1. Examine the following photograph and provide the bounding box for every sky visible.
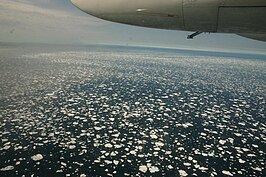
[1,0,266,54]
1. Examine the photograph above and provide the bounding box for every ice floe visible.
[31,154,44,161]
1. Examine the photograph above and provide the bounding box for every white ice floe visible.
[149,166,160,173]
[251,167,262,172]
[0,166,14,171]
[129,150,137,155]
[139,165,148,173]
[222,170,233,176]
[184,163,191,167]
[234,133,242,137]
[110,151,117,156]
[238,159,246,164]
[247,153,256,157]
[219,140,226,145]
[104,143,113,148]
[252,144,259,148]
[182,123,193,128]
[69,145,76,150]
[178,170,188,177]
[228,138,234,144]
[242,148,249,152]
[94,127,102,131]
[113,160,119,166]
[198,166,208,171]
[155,142,164,147]
[2,145,11,150]
[147,118,153,122]
[31,154,43,161]
[167,165,173,169]
[104,160,112,165]
[150,134,158,139]
[176,122,193,128]
[61,162,67,167]
[114,144,122,149]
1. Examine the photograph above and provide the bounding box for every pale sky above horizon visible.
[1,0,266,54]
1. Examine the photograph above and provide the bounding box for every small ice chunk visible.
[104,143,113,148]
[68,113,75,117]
[61,162,67,167]
[155,142,164,147]
[219,140,226,145]
[113,160,119,166]
[234,133,242,137]
[178,170,188,177]
[139,165,148,173]
[252,167,262,172]
[31,154,43,161]
[114,144,122,149]
[184,163,191,167]
[200,133,207,136]
[199,166,208,171]
[228,138,234,144]
[110,152,117,156]
[0,166,14,171]
[247,154,256,157]
[129,150,137,155]
[104,160,112,165]
[252,144,258,148]
[2,146,11,150]
[69,145,76,150]
[242,148,249,152]
[147,118,153,122]
[149,166,159,173]
[73,122,79,125]
[238,159,246,164]
[167,165,173,169]
[182,123,193,128]
[94,127,102,131]
[150,134,158,139]
[222,170,233,176]
[178,147,185,151]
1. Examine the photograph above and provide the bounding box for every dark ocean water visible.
[0,43,265,177]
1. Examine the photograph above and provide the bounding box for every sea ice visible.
[139,165,148,173]
[105,143,113,148]
[0,166,14,171]
[222,170,233,176]
[219,140,226,145]
[178,170,188,177]
[155,142,164,147]
[31,154,43,161]
[149,166,159,173]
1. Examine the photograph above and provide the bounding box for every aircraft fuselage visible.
[71,0,266,41]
